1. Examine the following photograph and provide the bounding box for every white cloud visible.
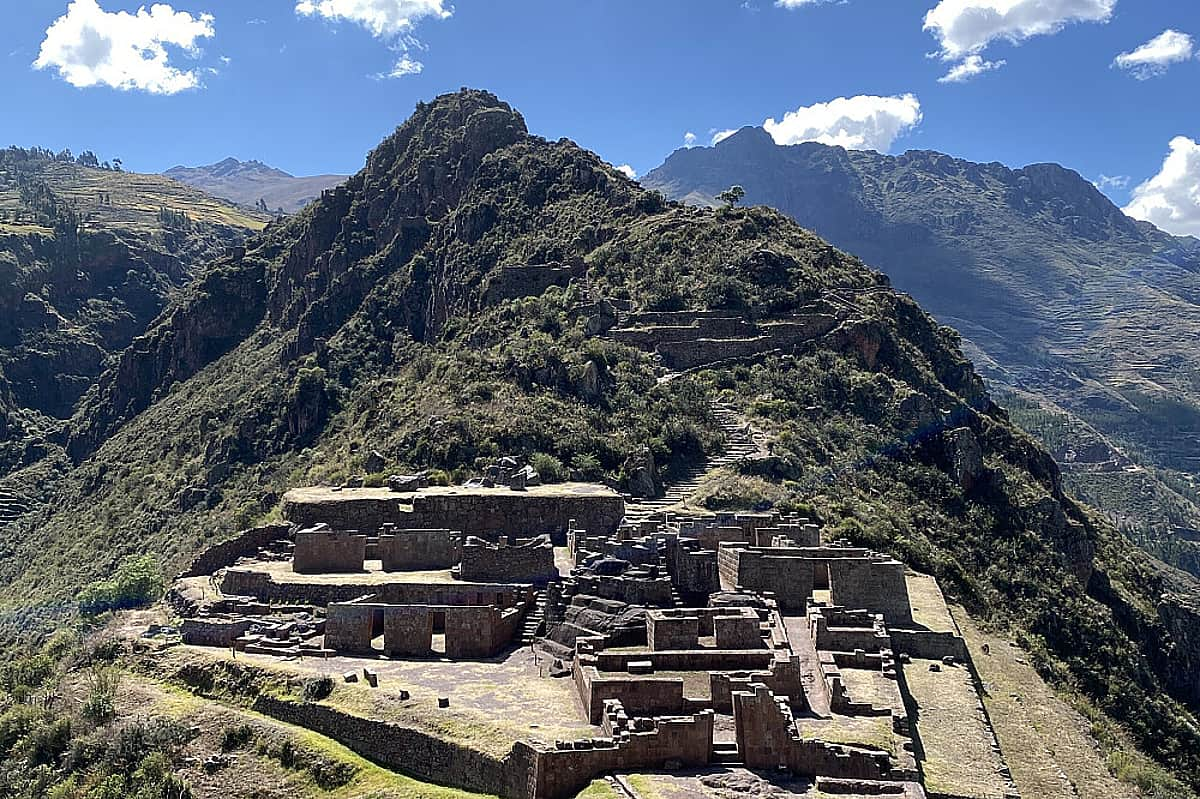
[295,0,450,38]
[774,0,839,6]
[762,94,922,152]
[615,164,637,179]
[34,0,215,94]
[384,53,423,77]
[1094,174,1130,193]
[1113,29,1195,79]
[683,132,698,147]
[711,129,738,145]
[1124,136,1200,237]
[924,0,1115,81]
[937,53,1005,82]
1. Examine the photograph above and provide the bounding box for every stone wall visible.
[732,685,893,779]
[719,545,912,620]
[592,649,775,674]
[526,703,713,799]
[574,659,688,724]
[713,610,763,649]
[283,485,624,542]
[293,530,367,574]
[571,573,673,606]
[670,541,720,600]
[829,559,912,623]
[181,617,253,647]
[325,601,525,659]
[480,261,585,306]
[180,523,292,577]
[379,528,460,571]
[459,535,558,584]
[647,611,700,651]
[220,567,529,607]
[252,696,527,798]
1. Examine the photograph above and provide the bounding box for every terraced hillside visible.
[642,129,1200,572]
[0,148,266,479]
[1,92,1199,793]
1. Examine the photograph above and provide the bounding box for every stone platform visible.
[282,483,625,541]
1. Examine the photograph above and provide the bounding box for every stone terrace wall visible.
[181,523,292,578]
[459,535,558,584]
[220,568,528,607]
[252,696,531,798]
[283,487,624,542]
[405,492,624,543]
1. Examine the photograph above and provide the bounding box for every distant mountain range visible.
[164,157,348,214]
[643,127,1200,571]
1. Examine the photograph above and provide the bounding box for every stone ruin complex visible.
[169,477,1020,799]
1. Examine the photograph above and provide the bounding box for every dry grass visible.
[108,671,497,799]
[903,658,1010,799]
[951,607,1138,799]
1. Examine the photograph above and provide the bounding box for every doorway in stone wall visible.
[370,608,386,653]
[813,562,831,605]
[431,609,447,655]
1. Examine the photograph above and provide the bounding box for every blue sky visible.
[2,1,1199,234]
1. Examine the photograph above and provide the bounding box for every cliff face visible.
[3,91,1199,787]
[0,154,263,477]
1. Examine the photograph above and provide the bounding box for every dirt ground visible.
[177,640,597,752]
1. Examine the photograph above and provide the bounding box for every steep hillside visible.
[3,91,1200,790]
[643,129,1200,573]
[0,149,266,477]
[165,158,349,214]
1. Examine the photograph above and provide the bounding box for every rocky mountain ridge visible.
[642,128,1200,573]
[165,157,349,214]
[0,91,1198,790]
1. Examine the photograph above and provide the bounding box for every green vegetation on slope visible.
[0,91,1197,792]
[642,130,1200,578]
[0,147,266,480]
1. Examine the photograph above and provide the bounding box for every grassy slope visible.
[1,91,1198,790]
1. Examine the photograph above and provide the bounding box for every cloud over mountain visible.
[763,94,922,152]
[1124,136,1200,237]
[34,0,215,94]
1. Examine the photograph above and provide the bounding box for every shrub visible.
[219,723,256,752]
[77,556,162,617]
[530,453,565,483]
[299,676,334,703]
[81,666,120,724]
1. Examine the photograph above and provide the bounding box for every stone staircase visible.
[0,487,32,527]
[711,741,742,764]
[520,589,549,645]
[623,401,764,523]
